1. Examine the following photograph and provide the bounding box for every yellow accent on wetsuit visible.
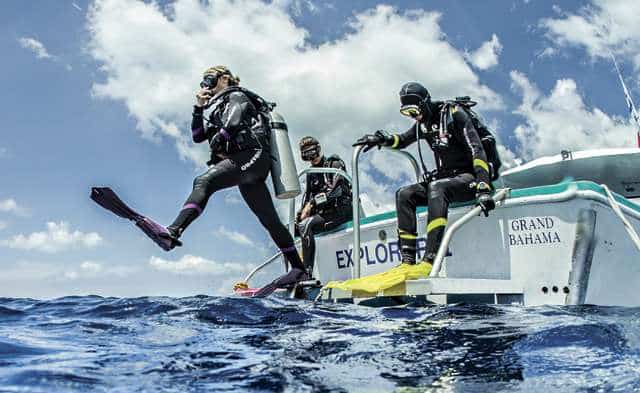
[473,158,490,174]
[391,134,400,149]
[427,217,447,233]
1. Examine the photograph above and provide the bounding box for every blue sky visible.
[1,0,638,298]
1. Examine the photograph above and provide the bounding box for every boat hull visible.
[312,182,640,306]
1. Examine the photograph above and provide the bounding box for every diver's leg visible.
[424,174,475,261]
[299,214,325,274]
[238,182,305,271]
[168,155,244,237]
[395,183,428,264]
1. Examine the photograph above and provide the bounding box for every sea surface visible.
[0,296,639,392]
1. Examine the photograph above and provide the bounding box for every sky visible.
[1,0,639,298]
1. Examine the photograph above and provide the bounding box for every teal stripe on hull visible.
[311,180,640,238]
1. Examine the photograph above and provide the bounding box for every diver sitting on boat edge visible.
[353,82,501,266]
[297,136,353,276]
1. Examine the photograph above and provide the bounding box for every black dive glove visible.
[353,130,394,152]
[475,181,495,217]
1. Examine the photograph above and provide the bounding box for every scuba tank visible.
[268,112,301,199]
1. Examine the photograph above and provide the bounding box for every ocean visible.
[1,296,639,392]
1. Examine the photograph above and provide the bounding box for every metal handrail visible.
[602,184,640,252]
[351,147,422,278]
[242,167,352,286]
[243,251,284,284]
[246,149,420,285]
[429,188,511,278]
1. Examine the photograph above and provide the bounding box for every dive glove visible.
[475,181,495,217]
[353,130,394,152]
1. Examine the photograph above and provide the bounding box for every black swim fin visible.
[253,268,309,298]
[91,187,143,220]
[90,187,182,251]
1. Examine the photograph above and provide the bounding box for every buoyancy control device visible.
[446,96,502,180]
[208,86,301,198]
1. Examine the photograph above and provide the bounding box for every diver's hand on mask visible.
[353,130,394,152]
[196,88,213,108]
[474,182,495,217]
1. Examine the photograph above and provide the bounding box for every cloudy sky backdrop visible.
[1,0,639,298]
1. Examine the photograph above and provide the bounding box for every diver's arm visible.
[391,123,418,149]
[323,157,348,203]
[452,106,491,185]
[220,92,253,137]
[301,174,311,209]
[191,106,208,143]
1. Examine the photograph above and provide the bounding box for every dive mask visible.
[200,74,218,89]
[301,146,320,161]
[400,105,421,118]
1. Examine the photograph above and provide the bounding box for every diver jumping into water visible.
[91,66,307,296]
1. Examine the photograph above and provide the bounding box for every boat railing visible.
[351,145,422,278]
[428,188,511,277]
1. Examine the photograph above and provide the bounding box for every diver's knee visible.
[427,179,447,199]
[396,186,413,205]
[193,173,209,191]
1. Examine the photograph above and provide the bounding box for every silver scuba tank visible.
[268,112,301,199]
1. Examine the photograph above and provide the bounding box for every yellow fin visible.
[323,262,432,294]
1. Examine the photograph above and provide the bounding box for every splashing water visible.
[0,296,639,392]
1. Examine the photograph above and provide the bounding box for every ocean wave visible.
[0,296,638,392]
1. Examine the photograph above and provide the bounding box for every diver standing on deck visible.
[354,82,499,265]
[297,137,352,275]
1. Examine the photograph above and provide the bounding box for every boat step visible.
[321,278,523,301]
[406,278,523,296]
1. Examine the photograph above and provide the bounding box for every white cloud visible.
[223,190,242,205]
[149,254,251,276]
[18,37,54,59]
[0,221,7,231]
[0,147,8,158]
[214,226,254,247]
[541,0,640,69]
[80,260,103,274]
[497,145,522,169]
[64,260,137,281]
[72,2,82,11]
[87,0,502,207]
[466,34,503,70]
[1,221,103,253]
[510,70,635,160]
[537,47,557,59]
[0,198,29,216]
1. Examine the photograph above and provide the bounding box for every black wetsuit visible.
[390,103,491,263]
[168,87,304,270]
[297,155,352,273]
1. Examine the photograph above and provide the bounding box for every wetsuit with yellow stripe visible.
[391,103,491,263]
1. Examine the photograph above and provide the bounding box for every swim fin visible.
[253,268,309,298]
[90,187,182,251]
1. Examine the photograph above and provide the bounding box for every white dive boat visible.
[241,146,640,307]
[240,54,640,306]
